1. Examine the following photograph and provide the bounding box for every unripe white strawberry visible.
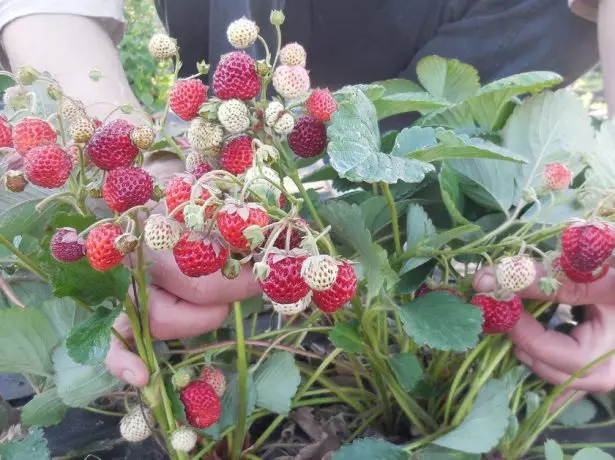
[272,66,310,100]
[69,117,95,143]
[186,150,218,174]
[301,255,339,291]
[273,113,295,135]
[148,33,177,60]
[3,85,28,110]
[496,255,537,292]
[130,125,156,150]
[171,368,192,390]
[265,101,284,127]
[61,99,86,122]
[280,43,307,67]
[217,99,250,134]
[144,214,182,251]
[244,165,282,202]
[119,407,154,443]
[272,291,312,315]
[543,162,573,191]
[188,118,224,151]
[226,17,259,49]
[171,426,198,453]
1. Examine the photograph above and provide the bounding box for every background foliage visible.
[119,0,173,111]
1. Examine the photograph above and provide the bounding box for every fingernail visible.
[516,350,534,367]
[122,370,138,386]
[474,272,496,292]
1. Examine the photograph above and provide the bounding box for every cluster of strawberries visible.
[120,366,226,452]
[418,161,613,336]
[9,16,356,321]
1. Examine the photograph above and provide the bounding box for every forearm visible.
[599,0,615,116]
[1,14,140,120]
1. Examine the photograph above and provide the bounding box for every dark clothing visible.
[154,0,598,89]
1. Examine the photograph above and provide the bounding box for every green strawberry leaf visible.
[253,351,300,415]
[39,297,90,341]
[572,448,614,460]
[21,389,69,427]
[393,127,526,164]
[0,194,70,241]
[555,398,597,426]
[39,246,130,305]
[53,342,121,407]
[374,92,448,120]
[416,56,480,103]
[398,292,483,352]
[329,321,363,352]
[417,445,481,459]
[401,204,436,275]
[544,440,564,460]
[333,438,407,460]
[320,200,397,300]
[164,378,186,422]
[503,89,595,191]
[0,427,50,460]
[439,164,472,226]
[432,380,511,453]
[420,71,562,130]
[327,86,434,184]
[389,353,423,392]
[0,308,58,376]
[66,306,122,365]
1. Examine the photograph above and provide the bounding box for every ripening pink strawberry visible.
[543,162,573,191]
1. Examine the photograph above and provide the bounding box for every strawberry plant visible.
[2,10,615,460]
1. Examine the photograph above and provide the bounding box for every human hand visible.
[473,264,615,393]
[104,241,261,387]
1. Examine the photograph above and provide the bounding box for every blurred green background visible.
[119,0,173,111]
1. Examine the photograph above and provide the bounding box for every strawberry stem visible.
[381,182,401,255]
[231,300,249,460]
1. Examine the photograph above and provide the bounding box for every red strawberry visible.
[220,135,253,175]
[287,115,326,158]
[201,367,226,397]
[0,115,13,148]
[306,89,337,122]
[24,144,72,188]
[273,219,306,250]
[86,119,139,170]
[173,232,229,277]
[258,251,311,304]
[85,224,125,271]
[561,221,615,273]
[13,118,56,155]
[164,175,212,224]
[470,293,523,334]
[312,261,357,313]
[415,283,463,299]
[50,228,85,262]
[216,201,269,250]
[212,51,260,100]
[169,79,208,121]
[102,166,153,213]
[553,255,610,284]
[543,162,573,191]
[180,380,221,429]
[192,162,213,179]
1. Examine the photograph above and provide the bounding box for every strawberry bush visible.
[2,10,615,460]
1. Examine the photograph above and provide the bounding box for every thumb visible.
[473,265,615,306]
